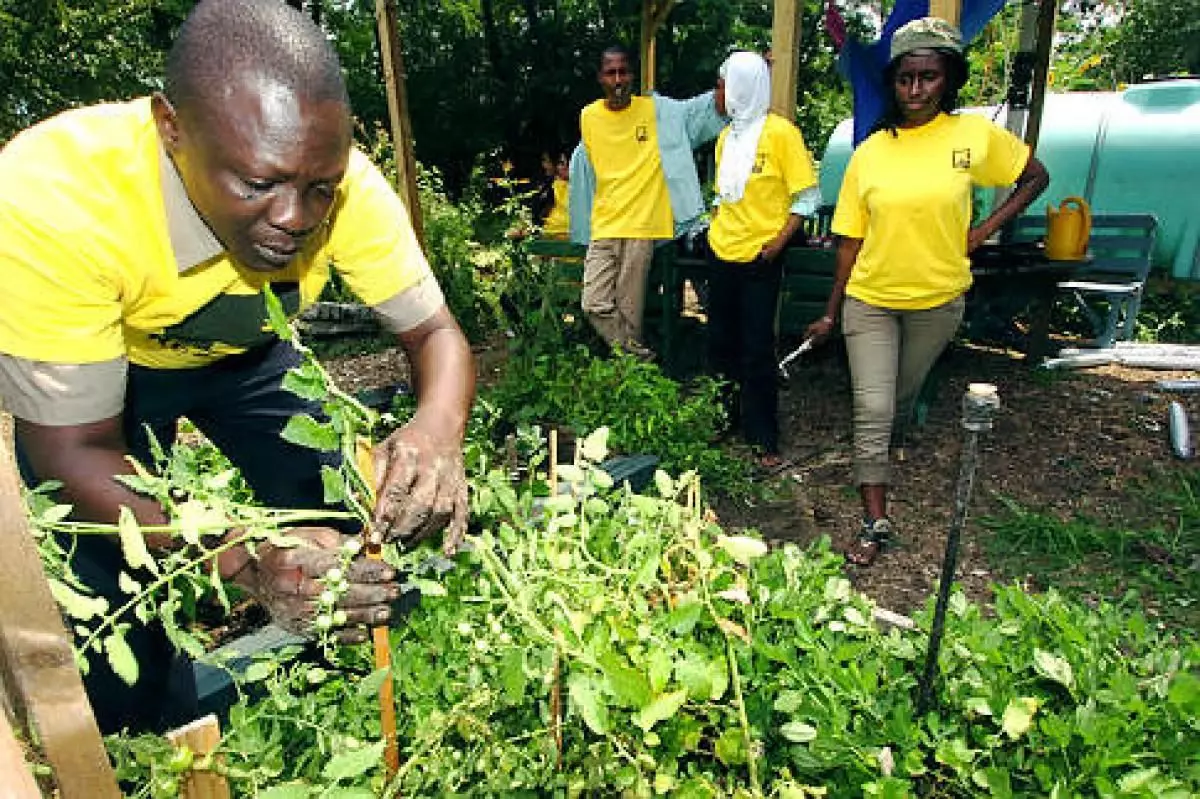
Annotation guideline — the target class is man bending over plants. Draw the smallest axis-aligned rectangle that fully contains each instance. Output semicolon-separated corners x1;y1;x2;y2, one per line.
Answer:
0;0;474;733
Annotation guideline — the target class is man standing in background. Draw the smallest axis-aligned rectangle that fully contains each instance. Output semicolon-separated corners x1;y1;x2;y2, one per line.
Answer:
569;45;726;359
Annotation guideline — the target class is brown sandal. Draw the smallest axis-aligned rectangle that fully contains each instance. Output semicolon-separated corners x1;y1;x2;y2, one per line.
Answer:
847;518;893;567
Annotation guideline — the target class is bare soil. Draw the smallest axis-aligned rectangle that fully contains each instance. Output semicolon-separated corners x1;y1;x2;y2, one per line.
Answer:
324;338;1200;619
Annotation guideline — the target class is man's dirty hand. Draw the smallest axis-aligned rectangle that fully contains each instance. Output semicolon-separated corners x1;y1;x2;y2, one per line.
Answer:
249;527;399;643
371;422;468;556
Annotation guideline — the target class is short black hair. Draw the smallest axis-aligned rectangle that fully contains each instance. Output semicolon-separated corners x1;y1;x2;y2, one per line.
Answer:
871;48;969;138
165;0;348;116
599;44;632;70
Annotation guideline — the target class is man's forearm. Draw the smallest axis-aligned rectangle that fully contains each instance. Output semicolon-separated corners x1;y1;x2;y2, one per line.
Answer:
402;318;475;443
17;419;169;529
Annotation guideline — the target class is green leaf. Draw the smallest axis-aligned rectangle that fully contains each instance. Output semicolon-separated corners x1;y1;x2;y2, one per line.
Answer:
1000;697;1039;740
38;504;73;524
1033;649;1075;691
281;414;341;452
355;667;392;699
282;362;328;401
1117;767;1164;793
714;727;747;766
325;789;377;799
48;579;108;620
262;284;293;341
634;689;688;732
1167;670;1200;714
979;767;1013;798
404;578;447;597
660;601;703;635
318;466;346;506
243;660;276;683
567;673;609;735
103;631;139;686
600;655;651;709
321;739;386;782
579;427;610;462
647;647;673;694
716;534;769;566
258;784;315;799
117;506;158;574
499;648;526;703
779;720;817;743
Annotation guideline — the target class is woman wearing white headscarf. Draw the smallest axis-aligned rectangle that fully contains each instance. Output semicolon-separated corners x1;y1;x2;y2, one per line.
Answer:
707;51;820;469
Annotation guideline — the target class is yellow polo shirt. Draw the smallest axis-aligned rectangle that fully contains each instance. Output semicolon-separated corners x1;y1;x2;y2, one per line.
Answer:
580;97;673;240
0;98;442;425
708;114;817;263
833;112;1029;310
542;177;570;237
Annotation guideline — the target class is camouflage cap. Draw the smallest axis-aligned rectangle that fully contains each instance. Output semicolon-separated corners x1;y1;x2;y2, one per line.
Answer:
889;16;964;62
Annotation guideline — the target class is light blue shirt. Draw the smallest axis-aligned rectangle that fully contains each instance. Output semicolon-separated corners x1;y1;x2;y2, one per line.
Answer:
568;91;727;244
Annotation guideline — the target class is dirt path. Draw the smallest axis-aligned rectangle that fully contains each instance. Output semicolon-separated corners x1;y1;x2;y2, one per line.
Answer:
713;341;1199;615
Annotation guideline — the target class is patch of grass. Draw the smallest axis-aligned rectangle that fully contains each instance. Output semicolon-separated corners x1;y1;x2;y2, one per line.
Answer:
980;467;1200;630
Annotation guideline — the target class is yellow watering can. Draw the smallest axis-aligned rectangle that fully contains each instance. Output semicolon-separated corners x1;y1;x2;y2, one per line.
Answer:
1045;196;1091;261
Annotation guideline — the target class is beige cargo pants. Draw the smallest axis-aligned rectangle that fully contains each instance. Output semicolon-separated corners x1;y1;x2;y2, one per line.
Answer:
842;294;966;486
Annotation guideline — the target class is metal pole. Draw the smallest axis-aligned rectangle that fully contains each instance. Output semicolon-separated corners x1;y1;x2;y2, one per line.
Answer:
916;383;1000;717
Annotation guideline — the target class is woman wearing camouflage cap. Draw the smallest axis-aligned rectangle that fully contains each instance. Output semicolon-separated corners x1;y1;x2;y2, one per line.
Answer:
805;17;1049;566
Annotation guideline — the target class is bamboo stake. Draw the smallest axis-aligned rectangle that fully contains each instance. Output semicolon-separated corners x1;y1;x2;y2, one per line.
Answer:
355;440;400;779
548;429;558;497
168;714;229;799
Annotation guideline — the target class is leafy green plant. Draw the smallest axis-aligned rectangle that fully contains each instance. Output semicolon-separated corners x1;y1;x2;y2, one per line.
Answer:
100;429;1198;797
485;345;753;498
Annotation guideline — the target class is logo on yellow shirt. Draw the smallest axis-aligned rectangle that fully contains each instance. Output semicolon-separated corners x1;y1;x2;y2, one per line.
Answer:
635;124;649;143
752;154;767;175
952;148;972;169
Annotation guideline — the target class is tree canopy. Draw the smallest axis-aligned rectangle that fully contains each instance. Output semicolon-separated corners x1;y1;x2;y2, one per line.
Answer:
2;0;1197;192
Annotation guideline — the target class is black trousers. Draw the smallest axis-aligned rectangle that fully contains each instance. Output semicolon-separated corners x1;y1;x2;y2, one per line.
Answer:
706;254;783;454
21;340;343;734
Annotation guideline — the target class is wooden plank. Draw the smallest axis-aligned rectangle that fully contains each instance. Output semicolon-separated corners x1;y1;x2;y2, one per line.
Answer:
0;439;120;797
0;708;41;799
374;0;425;244
929;0;962;26
769;0;803;118
168;714;230;799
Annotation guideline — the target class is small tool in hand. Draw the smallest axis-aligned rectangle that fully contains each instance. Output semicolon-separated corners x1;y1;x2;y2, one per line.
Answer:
777;337;815;379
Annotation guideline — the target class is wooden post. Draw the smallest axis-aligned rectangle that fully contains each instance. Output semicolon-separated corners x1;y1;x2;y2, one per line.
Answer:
374;0;425;245
769;0;803;118
1024;0;1058;152
929;0;962;26
0;708;42;799
0;439;120;798
168;714;230;799
639;0;676;95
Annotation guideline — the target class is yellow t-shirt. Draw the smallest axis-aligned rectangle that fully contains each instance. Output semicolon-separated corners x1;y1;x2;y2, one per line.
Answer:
580;97;673;240
542;177;570;237
708;114;818;263
0;98;431;369
832;112;1029;310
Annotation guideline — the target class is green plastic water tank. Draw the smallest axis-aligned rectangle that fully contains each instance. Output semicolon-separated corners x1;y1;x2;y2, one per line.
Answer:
818;78;1200;279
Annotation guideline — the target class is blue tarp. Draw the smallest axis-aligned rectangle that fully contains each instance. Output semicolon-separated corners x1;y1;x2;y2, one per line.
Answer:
843;0;1008;145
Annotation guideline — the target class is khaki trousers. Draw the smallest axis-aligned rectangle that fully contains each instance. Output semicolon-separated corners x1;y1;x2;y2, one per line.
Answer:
842;294;965;486
581;238;655;348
